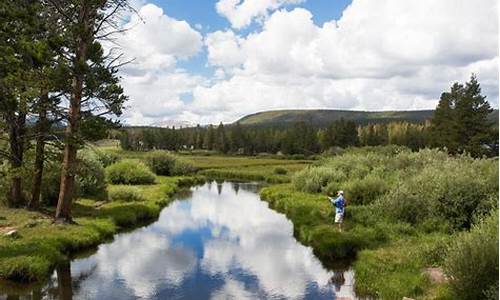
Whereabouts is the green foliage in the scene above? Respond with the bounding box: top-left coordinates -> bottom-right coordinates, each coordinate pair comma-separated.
145,151 -> 198,176
273,166 -> 288,175
105,160 -> 155,185
380,156 -> 498,229
171,158 -> 198,176
354,234 -> 452,299
431,75 -> 495,157
293,147 -> 498,230
344,174 -> 389,205
95,150 -> 121,167
260,184 -> 392,262
75,149 -> 108,200
145,151 -> 177,175
444,210 -> 499,300
40,159 -> 62,206
108,186 -> 144,202
293,166 -> 346,193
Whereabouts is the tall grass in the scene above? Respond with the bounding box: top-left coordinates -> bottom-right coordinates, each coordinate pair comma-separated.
293,147 -> 498,229
444,210 -> 499,300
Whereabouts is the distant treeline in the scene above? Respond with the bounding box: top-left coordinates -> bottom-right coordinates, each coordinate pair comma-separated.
118,119 -> 432,155
119,75 -> 497,157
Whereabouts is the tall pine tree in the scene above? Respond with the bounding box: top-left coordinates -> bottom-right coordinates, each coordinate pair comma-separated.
431,75 -> 493,157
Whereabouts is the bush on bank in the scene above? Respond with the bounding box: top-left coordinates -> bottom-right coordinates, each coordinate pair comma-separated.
284,146 -> 498,298
145,151 -> 198,176
105,159 -> 156,185
444,210 -> 499,300
108,185 -> 144,202
293,147 -> 498,230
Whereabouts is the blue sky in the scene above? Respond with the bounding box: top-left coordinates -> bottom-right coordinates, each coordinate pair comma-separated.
118,0 -> 498,125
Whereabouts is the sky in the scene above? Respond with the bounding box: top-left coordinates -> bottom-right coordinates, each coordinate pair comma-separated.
113,0 -> 499,126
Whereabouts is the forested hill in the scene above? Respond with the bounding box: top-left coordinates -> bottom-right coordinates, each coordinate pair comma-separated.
235,109 -> 499,127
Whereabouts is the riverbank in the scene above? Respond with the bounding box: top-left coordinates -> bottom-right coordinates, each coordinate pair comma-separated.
260,184 -> 453,299
0,176 -> 186,282
1,147 -> 496,300
259,147 -> 498,299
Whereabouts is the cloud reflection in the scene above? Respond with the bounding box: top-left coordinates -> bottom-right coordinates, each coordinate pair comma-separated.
46,182 -> 342,299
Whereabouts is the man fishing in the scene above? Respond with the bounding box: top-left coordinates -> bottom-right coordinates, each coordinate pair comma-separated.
329,190 -> 345,232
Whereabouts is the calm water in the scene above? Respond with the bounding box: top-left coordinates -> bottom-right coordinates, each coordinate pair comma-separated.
0,182 -> 355,300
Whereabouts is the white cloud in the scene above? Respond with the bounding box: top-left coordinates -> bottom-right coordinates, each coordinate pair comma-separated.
114,3 -> 205,125
215,0 -> 304,29
116,0 -> 498,125
192,0 -> 498,123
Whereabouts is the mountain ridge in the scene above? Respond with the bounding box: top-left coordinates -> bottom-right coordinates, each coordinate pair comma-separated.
234,109 -> 499,127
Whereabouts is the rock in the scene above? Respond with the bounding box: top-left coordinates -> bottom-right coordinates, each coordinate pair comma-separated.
403,297 -> 415,300
5,229 -> 19,238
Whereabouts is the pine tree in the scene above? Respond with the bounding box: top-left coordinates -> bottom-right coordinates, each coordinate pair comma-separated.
455,75 -> 493,156
50,0 -> 129,222
431,75 -> 493,157
430,83 -> 462,152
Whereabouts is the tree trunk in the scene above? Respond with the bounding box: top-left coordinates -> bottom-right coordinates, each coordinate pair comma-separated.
55,4 -> 91,222
6,111 -> 26,208
28,93 -> 49,210
55,78 -> 82,221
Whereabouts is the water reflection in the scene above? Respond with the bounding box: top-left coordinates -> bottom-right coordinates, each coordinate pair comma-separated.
0,182 -> 356,300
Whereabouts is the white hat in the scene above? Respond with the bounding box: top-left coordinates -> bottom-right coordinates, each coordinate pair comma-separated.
338,190 -> 344,194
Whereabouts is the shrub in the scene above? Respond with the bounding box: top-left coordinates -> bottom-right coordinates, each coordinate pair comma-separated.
444,210 -> 498,300
145,151 -> 177,176
380,158 -> 498,229
105,160 -> 155,185
95,150 -> 120,167
171,158 -> 198,176
76,149 -> 108,200
40,160 -> 62,206
293,167 -> 346,193
145,151 -> 197,176
108,186 -> 144,202
273,167 -> 288,175
39,148 -> 108,204
344,174 -> 389,205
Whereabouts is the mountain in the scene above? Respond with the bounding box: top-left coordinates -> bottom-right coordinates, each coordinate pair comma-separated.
235,109 -> 499,127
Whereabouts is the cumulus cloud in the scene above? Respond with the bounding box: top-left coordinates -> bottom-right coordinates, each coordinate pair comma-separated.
116,0 -> 498,125
215,0 -> 304,29
190,0 -> 498,123
113,3 -> 205,125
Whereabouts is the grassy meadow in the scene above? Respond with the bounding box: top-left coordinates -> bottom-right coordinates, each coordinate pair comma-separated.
0,146 -> 310,283
0,144 -> 497,300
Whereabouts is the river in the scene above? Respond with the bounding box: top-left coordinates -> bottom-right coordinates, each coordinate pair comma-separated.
0,181 -> 356,300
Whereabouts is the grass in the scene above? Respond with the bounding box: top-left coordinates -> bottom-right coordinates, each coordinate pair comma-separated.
0,176 -> 182,282
198,164 -> 307,183
354,234 -> 453,299
99,145 -> 312,183
260,184 -> 455,299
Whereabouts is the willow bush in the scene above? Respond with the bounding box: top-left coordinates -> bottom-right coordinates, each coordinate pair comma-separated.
105,160 -> 155,185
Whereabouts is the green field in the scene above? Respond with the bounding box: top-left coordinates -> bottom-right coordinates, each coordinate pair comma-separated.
0,146 -> 497,300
